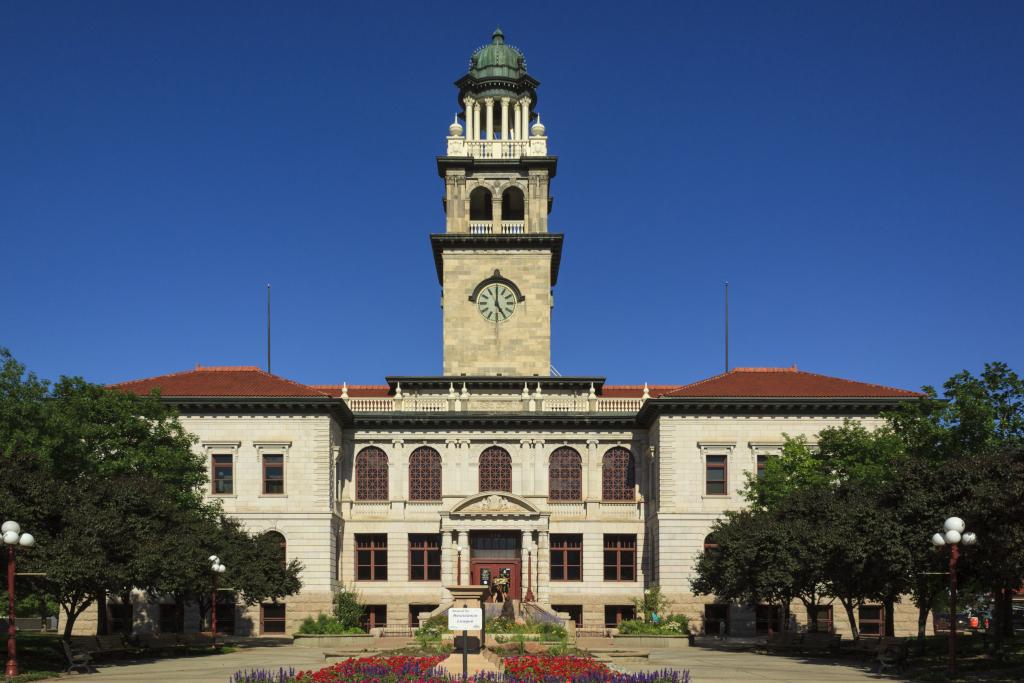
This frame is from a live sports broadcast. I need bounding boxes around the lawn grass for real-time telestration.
[904,634,1024,682]
[2,631,63,682]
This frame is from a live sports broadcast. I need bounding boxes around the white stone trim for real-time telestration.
[698,442,735,499]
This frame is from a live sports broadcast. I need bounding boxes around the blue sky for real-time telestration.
[2,1,1022,391]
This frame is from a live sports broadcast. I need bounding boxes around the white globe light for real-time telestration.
[931,533,946,546]
[3,531,19,545]
[19,533,35,547]
[945,529,962,545]
[217,564,226,574]
[209,555,220,562]
[944,517,966,533]
[962,532,977,546]
[2,521,20,535]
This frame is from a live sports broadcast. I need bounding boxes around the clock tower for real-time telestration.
[432,28,561,377]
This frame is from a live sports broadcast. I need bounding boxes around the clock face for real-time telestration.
[477,283,517,322]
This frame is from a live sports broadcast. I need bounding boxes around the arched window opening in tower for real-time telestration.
[355,446,389,501]
[469,187,493,221]
[548,447,582,501]
[479,446,512,492]
[408,446,442,501]
[601,447,636,501]
[501,186,525,221]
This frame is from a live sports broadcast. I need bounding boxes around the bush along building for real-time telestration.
[102,29,922,638]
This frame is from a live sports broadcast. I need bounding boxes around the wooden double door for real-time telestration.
[469,531,522,602]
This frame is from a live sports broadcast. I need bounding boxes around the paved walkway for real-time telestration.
[437,652,501,677]
[77,643,912,682]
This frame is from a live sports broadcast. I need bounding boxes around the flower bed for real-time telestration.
[233,655,689,683]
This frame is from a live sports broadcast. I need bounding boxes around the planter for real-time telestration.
[610,634,690,649]
[292,633,376,648]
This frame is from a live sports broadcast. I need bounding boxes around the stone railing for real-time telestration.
[343,395,647,414]
[501,221,524,234]
[469,222,492,234]
[547,502,586,518]
[598,501,643,520]
[347,500,391,518]
[446,137,548,159]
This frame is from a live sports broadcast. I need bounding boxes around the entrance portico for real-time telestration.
[441,492,550,604]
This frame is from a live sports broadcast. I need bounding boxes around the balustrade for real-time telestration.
[501,221,525,234]
[346,397,394,411]
[596,397,643,412]
[468,222,493,234]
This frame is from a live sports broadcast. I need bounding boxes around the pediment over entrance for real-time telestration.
[450,492,540,516]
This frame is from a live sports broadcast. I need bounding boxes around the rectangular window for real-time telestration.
[158,604,182,633]
[755,604,781,634]
[214,601,235,635]
[212,454,233,494]
[858,605,884,636]
[361,605,387,630]
[604,605,635,628]
[355,534,388,581]
[552,604,583,626]
[706,454,728,495]
[756,454,768,480]
[550,534,582,581]
[263,454,284,494]
[409,604,438,628]
[409,534,441,581]
[704,604,729,635]
[811,604,833,633]
[107,603,132,634]
[260,603,286,634]
[603,534,636,581]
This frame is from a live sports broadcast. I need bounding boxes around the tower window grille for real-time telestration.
[601,447,636,501]
[355,446,389,500]
[408,447,442,501]
[479,446,512,492]
[548,447,582,501]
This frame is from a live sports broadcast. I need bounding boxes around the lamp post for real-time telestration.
[455,545,462,585]
[208,555,226,647]
[930,516,977,676]
[4,521,36,678]
[524,548,535,602]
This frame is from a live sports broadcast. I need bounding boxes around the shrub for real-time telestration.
[633,584,673,622]
[617,615,688,635]
[332,585,363,629]
[414,613,450,644]
[297,613,364,635]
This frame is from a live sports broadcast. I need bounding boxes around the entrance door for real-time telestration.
[469,531,522,602]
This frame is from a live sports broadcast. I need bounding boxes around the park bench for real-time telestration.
[874,637,909,674]
[94,633,134,657]
[765,631,802,653]
[61,638,97,673]
[799,632,841,655]
[140,633,184,654]
[844,636,882,661]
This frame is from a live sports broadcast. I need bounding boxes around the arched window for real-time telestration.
[263,531,286,567]
[479,447,512,492]
[548,447,582,501]
[355,447,389,501]
[501,187,525,221]
[469,187,493,221]
[703,534,720,557]
[601,447,636,501]
[408,447,442,501]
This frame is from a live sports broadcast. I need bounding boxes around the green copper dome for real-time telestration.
[469,28,526,81]
[456,28,540,108]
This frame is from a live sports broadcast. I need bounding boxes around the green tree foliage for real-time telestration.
[332,585,364,630]
[0,349,303,639]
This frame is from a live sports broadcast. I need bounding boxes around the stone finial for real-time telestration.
[642,382,650,401]
[588,382,597,400]
[533,382,543,399]
[460,382,470,399]
[449,382,457,399]
[449,114,464,137]
[395,382,403,399]
[522,382,530,399]
[341,382,349,400]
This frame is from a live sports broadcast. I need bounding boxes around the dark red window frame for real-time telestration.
[548,447,582,501]
[604,605,635,628]
[859,605,884,636]
[361,604,387,630]
[355,447,389,501]
[409,534,441,581]
[262,454,284,495]
[601,448,635,501]
[260,603,286,634]
[603,534,636,581]
[479,447,512,492]
[408,447,442,501]
[550,534,582,581]
[355,534,388,581]
[212,454,233,494]
[811,604,834,633]
[705,454,728,495]
[756,454,768,479]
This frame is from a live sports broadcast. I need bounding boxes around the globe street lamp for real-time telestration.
[4,521,36,677]
[931,516,977,676]
[208,555,226,647]
[455,545,463,585]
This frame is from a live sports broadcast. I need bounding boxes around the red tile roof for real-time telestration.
[310,384,391,398]
[657,367,921,399]
[111,366,329,398]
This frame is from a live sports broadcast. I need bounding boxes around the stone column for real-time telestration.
[484,98,494,140]
[533,439,546,495]
[520,98,531,137]
[391,438,406,505]
[473,102,481,142]
[537,530,550,604]
[458,530,470,585]
[442,530,454,585]
[464,98,474,140]
[461,439,473,496]
[585,439,601,504]
[517,439,532,495]
[513,103,521,140]
[500,97,510,140]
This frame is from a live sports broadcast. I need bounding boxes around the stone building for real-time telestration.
[106,29,921,638]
